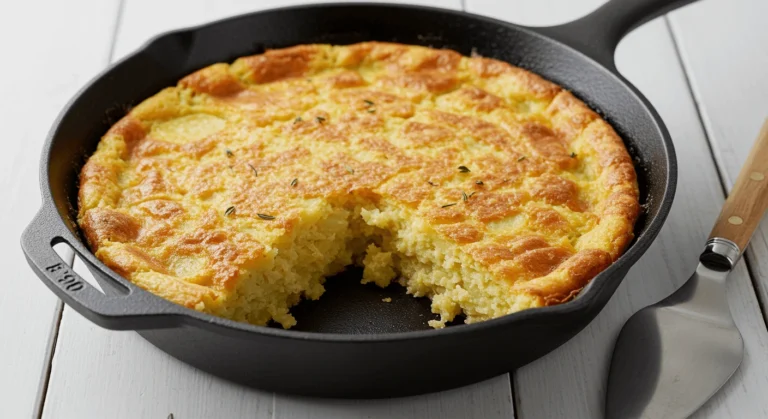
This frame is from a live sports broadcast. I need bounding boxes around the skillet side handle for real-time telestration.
[21,207,180,330]
[537,0,699,68]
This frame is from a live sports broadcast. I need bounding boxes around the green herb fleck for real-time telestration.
[475,180,484,185]
[367,108,376,113]
[257,213,276,220]
[427,181,436,186]
[469,192,476,198]
[316,116,326,123]
[458,165,471,173]
[290,178,298,187]
[248,164,258,176]
[364,99,375,106]
[344,165,355,174]
[294,117,302,124]
[570,152,577,158]
[517,156,526,162]
[441,203,457,208]
[462,191,468,202]
[225,149,234,157]
[224,206,236,217]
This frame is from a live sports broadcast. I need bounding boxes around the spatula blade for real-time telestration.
[605,265,743,419]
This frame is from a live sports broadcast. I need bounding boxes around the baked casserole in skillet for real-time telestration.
[78,42,639,329]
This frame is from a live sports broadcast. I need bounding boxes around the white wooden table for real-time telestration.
[3,0,768,417]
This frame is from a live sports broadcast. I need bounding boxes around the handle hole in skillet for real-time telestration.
[52,241,106,295]
[52,242,75,267]
[72,255,106,295]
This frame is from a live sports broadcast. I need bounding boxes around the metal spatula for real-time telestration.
[605,119,768,419]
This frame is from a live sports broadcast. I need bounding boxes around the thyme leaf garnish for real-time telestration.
[290,178,298,187]
[475,180,483,185]
[225,149,234,157]
[316,116,326,123]
[224,206,236,217]
[462,191,468,202]
[257,213,276,220]
[248,163,258,176]
[458,165,471,173]
[344,165,355,174]
[294,117,302,124]
[570,152,577,158]
[427,181,436,186]
[441,203,457,208]
[517,156,526,162]
[364,99,375,106]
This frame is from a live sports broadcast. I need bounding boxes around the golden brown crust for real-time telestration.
[79,42,639,316]
[520,249,613,305]
[234,45,329,84]
[180,63,244,96]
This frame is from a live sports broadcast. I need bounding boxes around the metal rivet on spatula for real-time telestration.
[728,216,744,225]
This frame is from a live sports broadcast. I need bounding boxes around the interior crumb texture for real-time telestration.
[77,43,639,330]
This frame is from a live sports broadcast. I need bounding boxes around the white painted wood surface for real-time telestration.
[669,0,768,324]
[0,1,120,418]
[5,0,767,418]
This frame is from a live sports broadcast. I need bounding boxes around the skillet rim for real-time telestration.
[37,2,677,343]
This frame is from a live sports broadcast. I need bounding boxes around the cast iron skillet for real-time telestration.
[22,0,694,398]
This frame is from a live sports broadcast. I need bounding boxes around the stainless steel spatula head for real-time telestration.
[606,118,768,419]
[605,260,743,418]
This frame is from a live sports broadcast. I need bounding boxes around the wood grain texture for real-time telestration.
[41,1,516,419]
[43,260,273,419]
[274,375,512,419]
[709,119,768,250]
[111,0,465,61]
[669,0,768,323]
[466,1,768,418]
[0,1,120,418]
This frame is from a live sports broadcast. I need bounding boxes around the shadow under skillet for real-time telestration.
[271,267,465,334]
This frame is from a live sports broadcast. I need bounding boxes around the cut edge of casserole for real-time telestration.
[77,42,639,329]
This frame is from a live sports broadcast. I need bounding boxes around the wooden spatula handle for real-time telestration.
[709,119,768,251]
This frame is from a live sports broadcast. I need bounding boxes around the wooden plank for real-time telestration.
[466,1,768,418]
[41,259,274,419]
[669,0,768,323]
[274,375,512,419]
[112,0,466,61]
[0,1,120,418]
[43,1,516,418]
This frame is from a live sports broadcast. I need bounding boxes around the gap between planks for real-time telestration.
[40,1,516,419]
[465,1,768,418]
[666,11,768,331]
[34,1,128,417]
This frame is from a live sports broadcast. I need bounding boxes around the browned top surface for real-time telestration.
[78,42,639,306]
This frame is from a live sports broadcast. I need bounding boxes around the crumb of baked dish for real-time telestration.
[78,42,639,329]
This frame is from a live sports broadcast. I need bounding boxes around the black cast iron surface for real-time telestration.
[22,0,694,397]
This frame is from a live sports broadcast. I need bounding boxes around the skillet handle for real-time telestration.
[537,0,698,68]
[21,206,180,330]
